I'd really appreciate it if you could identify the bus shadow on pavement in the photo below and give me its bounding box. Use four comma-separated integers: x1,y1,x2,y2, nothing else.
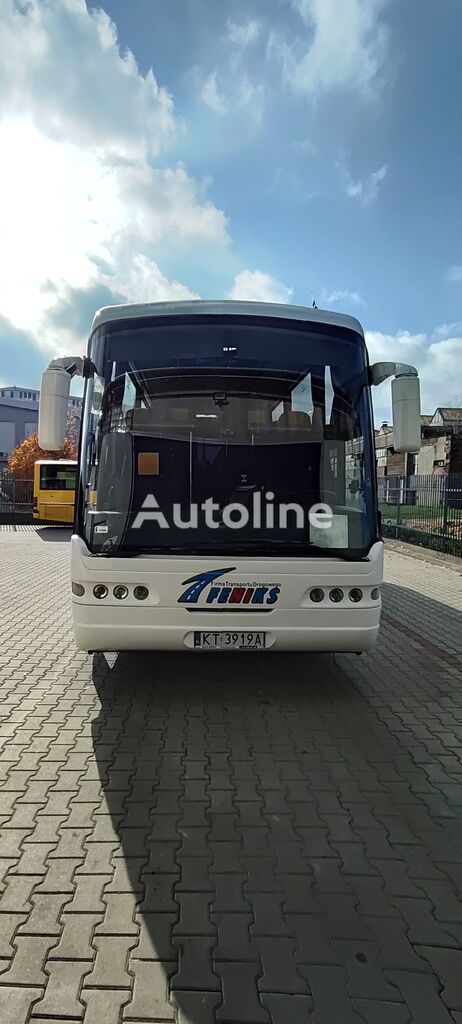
88,646,386,1020
35,526,72,541
89,577,462,1020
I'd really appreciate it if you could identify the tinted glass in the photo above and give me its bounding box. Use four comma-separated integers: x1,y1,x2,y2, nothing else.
40,466,76,491
79,316,377,557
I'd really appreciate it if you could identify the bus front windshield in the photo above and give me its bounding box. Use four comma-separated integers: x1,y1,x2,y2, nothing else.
80,316,378,557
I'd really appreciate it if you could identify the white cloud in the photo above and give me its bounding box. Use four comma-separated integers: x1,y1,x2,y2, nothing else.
0,0,176,161
199,15,264,123
366,325,462,419
236,78,265,123
319,287,366,308
116,163,228,246
346,164,387,205
105,253,199,305
200,71,227,115
200,66,264,124
229,270,293,304
292,138,318,157
227,19,261,47
432,320,462,339
446,265,462,283
0,0,229,354
269,0,390,101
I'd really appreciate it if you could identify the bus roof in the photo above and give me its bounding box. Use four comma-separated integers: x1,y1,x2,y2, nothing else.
90,300,364,338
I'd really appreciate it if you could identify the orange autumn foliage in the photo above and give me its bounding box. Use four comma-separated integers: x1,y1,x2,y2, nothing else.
8,433,77,478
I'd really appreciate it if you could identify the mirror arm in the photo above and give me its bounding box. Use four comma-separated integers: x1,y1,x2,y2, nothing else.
369,361,418,387
46,356,94,379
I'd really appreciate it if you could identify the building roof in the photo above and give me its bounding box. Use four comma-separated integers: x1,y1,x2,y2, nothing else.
433,408,462,422
421,415,433,425
90,300,365,337
0,398,39,411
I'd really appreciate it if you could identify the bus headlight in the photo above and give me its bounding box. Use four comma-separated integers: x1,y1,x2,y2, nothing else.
93,585,108,599
72,583,85,596
329,588,344,603
134,586,149,601
349,588,363,603
310,588,324,603
371,587,380,600
113,585,128,600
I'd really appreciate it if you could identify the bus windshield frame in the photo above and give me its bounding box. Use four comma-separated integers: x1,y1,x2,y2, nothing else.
77,314,379,559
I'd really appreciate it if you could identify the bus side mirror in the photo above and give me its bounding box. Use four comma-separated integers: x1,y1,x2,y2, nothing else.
38,367,71,450
391,373,421,453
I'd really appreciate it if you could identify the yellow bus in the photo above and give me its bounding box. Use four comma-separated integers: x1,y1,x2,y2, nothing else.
33,460,77,524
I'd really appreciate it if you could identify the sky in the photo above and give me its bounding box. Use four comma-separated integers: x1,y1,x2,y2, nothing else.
1,0,462,422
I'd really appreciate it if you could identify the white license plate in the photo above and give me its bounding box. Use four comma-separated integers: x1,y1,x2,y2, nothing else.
193,631,266,650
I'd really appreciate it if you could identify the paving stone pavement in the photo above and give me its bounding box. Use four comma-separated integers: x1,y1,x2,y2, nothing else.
0,525,462,1023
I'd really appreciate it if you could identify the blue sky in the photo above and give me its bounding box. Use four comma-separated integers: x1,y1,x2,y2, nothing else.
1,0,461,421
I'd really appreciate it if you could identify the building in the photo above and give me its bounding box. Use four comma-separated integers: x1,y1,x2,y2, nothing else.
0,387,82,465
0,386,39,402
375,409,462,479
375,421,407,478
416,412,462,476
430,408,462,432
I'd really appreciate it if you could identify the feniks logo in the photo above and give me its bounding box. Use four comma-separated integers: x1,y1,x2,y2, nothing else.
178,568,281,607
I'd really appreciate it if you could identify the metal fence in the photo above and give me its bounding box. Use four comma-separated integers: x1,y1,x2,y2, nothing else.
0,471,33,518
1,465,462,555
378,473,462,557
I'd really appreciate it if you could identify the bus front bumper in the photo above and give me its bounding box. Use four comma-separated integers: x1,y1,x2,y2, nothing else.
73,602,380,653
71,536,383,653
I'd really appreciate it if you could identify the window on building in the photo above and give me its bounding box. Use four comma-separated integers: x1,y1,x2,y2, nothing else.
10,391,14,398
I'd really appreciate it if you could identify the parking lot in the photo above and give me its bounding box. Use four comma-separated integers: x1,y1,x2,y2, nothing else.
0,527,462,1023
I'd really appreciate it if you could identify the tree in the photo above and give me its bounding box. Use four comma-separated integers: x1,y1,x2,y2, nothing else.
66,412,81,446
8,433,77,478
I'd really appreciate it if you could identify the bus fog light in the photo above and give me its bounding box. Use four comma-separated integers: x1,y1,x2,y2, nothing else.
134,585,149,601
371,587,380,600
72,582,85,596
310,588,324,603
93,585,108,600
114,585,128,600
349,588,363,603
329,588,344,603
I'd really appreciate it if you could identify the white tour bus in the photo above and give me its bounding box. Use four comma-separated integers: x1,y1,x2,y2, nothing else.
38,301,420,653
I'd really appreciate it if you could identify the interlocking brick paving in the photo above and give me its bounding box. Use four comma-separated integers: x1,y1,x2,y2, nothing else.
0,525,461,1023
